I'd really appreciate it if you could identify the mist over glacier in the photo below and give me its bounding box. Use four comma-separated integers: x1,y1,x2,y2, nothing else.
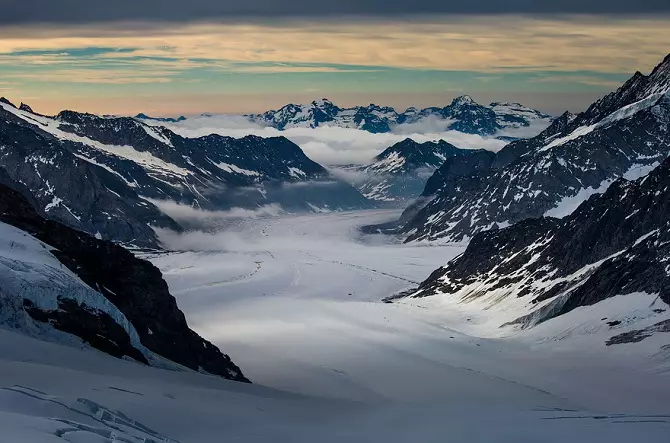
148,210,670,412
155,115,512,165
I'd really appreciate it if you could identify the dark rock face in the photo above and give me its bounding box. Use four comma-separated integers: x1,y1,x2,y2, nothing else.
408,156,670,331
23,298,149,364
399,54,670,242
0,102,371,247
0,97,15,108
18,102,34,113
249,96,551,136
606,320,670,346
354,138,485,203
0,182,249,382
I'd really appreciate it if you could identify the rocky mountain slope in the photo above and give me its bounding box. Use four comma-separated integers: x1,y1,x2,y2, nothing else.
246,96,552,136
0,178,248,381
401,154,670,343
398,54,670,242
351,138,485,203
0,100,371,247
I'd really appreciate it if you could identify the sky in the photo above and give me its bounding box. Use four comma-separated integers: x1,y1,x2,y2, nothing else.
0,1,669,116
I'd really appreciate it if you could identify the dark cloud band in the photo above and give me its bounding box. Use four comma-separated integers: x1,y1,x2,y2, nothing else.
2,0,670,25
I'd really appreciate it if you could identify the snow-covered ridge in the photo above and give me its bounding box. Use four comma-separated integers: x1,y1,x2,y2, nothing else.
540,90,670,152
0,102,190,177
405,155,670,341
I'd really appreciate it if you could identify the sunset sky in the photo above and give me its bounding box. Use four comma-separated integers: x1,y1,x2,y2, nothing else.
1,1,669,116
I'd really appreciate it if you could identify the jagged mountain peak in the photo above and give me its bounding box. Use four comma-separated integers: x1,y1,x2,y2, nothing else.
576,52,670,127
649,52,670,77
18,102,34,113
376,138,466,163
533,110,576,140
489,101,522,107
450,95,476,106
376,137,419,155
311,97,336,107
56,109,101,123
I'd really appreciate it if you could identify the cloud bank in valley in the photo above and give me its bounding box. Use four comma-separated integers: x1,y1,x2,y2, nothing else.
159,115,510,165
150,198,284,230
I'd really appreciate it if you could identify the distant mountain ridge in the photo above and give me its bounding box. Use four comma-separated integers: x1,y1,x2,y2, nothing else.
135,113,186,123
245,96,552,135
396,53,670,243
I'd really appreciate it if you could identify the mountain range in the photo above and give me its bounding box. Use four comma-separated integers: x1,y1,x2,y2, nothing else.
245,96,552,135
382,53,670,344
395,54,670,243
0,101,372,247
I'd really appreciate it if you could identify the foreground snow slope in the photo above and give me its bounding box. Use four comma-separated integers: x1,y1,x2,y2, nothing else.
3,325,669,443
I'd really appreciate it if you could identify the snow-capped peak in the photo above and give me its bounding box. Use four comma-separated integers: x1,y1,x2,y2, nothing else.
450,95,476,106
311,98,336,108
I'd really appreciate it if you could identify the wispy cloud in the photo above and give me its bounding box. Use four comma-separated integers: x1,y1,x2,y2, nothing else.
6,70,176,84
0,16,666,114
0,17,668,73
150,199,284,230
531,74,627,88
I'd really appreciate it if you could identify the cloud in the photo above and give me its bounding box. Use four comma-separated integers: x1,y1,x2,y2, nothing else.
0,18,668,74
149,198,284,230
156,227,252,252
531,75,626,88
153,215,334,252
7,69,175,84
327,166,371,185
0,16,667,116
1,1,670,25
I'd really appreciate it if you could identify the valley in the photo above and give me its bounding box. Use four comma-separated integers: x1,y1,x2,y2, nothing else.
1,209,668,442
151,209,669,410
